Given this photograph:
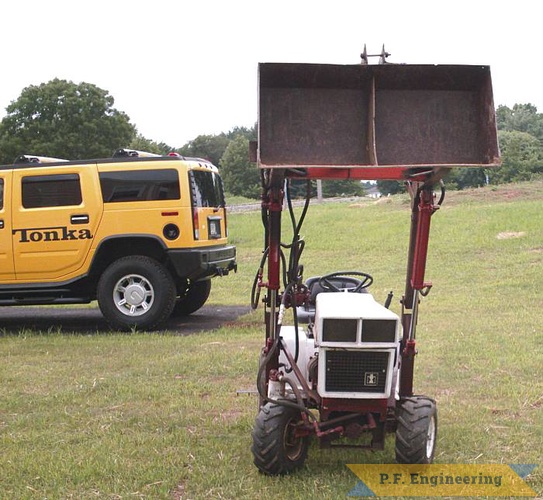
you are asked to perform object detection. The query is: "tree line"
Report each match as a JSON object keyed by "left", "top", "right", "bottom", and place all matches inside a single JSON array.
[{"left": 1, "top": 79, "right": 541, "bottom": 199}]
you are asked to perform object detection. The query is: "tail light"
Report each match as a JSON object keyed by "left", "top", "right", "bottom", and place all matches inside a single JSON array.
[{"left": 192, "top": 207, "right": 200, "bottom": 240}]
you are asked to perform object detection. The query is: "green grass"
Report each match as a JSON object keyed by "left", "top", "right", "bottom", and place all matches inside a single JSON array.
[
  {"left": 1, "top": 181, "right": 542, "bottom": 498},
  {"left": 224, "top": 194, "right": 258, "bottom": 206}
]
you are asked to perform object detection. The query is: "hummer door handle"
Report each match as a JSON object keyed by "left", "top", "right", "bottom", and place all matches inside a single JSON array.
[
  {"left": 71, "top": 214, "right": 89, "bottom": 224},
  {"left": 0, "top": 219, "right": 4, "bottom": 229}
]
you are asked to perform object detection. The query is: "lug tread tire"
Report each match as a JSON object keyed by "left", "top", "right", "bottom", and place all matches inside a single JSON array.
[
  {"left": 97, "top": 255, "right": 176, "bottom": 331},
  {"left": 172, "top": 280, "right": 211, "bottom": 316},
  {"left": 251, "top": 403, "right": 309, "bottom": 476},
  {"left": 395, "top": 396, "right": 437, "bottom": 464}
]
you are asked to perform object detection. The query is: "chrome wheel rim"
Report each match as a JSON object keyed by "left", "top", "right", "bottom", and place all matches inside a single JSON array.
[{"left": 113, "top": 274, "right": 154, "bottom": 317}]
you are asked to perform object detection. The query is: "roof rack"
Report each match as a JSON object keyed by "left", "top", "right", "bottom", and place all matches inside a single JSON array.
[
  {"left": 14, "top": 155, "right": 68, "bottom": 164},
  {"left": 113, "top": 148, "right": 161, "bottom": 158}
]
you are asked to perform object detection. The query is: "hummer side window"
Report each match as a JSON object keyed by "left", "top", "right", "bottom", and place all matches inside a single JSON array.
[
  {"left": 99, "top": 169, "right": 180, "bottom": 203},
  {"left": 22, "top": 174, "right": 82, "bottom": 208},
  {"left": 0, "top": 179, "right": 4, "bottom": 210}
]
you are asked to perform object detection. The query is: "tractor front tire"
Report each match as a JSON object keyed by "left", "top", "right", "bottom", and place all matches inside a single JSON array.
[
  {"left": 172, "top": 279, "right": 211, "bottom": 316},
  {"left": 395, "top": 396, "right": 437, "bottom": 464},
  {"left": 251, "top": 403, "right": 309, "bottom": 475}
]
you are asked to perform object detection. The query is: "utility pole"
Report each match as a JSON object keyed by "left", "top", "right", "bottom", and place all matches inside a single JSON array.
[{"left": 317, "top": 179, "right": 323, "bottom": 202}]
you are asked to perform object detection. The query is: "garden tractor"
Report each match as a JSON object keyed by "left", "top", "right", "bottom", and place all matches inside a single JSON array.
[{"left": 249, "top": 49, "right": 500, "bottom": 475}]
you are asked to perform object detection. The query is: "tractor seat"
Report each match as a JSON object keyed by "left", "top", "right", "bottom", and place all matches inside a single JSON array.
[{"left": 296, "top": 275, "right": 367, "bottom": 324}]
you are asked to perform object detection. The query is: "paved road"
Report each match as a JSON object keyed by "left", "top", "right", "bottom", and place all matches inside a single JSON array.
[
  {"left": 229, "top": 196, "right": 365, "bottom": 213},
  {"left": 0, "top": 304, "right": 252, "bottom": 335}
]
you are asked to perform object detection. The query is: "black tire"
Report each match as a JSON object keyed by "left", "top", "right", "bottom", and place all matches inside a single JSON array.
[
  {"left": 251, "top": 402, "right": 309, "bottom": 475},
  {"left": 172, "top": 279, "right": 211, "bottom": 316},
  {"left": 97, "top": 255, "right": 176, "bottom": 331},
  {"left": 395, "top": 396, "right": 437, "bottom": 464}
]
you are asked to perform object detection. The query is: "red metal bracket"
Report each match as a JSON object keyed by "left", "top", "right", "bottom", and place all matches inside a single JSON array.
[{"left": 411, "top": 186, "right": 439, "bottom": 290}]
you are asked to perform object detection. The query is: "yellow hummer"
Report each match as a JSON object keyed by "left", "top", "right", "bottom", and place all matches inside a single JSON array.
[{"left": 0, "top": 149, "right": 236, "bottom": 330}]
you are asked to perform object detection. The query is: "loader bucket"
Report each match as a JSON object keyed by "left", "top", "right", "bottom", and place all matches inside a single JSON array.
[{"left": 257, "top": 63, "right": 500, "bottom": 173}]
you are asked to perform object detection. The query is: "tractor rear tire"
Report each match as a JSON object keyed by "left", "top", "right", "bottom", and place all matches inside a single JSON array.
[
  {"left": 395, "top": 396, "right": 437, "bottom": 464},
  {"left": 251, "top": 402, "right": 309, "bottom": 475}
]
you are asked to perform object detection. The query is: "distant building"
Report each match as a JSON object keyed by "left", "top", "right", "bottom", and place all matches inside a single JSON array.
[{"left": 365, "top": 185, "right": 382, "bottom": 199}]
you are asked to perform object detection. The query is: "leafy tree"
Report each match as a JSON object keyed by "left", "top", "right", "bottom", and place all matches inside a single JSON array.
[
  {"left": 177, "top": 134, "right": 230, "bottom": 167},
  {"left": 444, "top": 168, "right": 488, "bottom": 190},
  {"left": 489, "top": 130, "right": 543, "bottom": 183},
  {"left": 0, "top": 79, "right": 135, "bottom": 163},
  {"left": 128, "top": 133, "right": 174, "bottom": 155},
  {"left": 377, "top": 180, "right": 405, "bottom": 195},
  {"left": 177, "top": 125, "right": 256, "bottom": 167},
  {"left": 225, "top": 124, "right": 257, "bottom": 141},
  {"left": 321, "top": 179, "right": 365, "bottom": 197},
  {"left": 220, "top": 135, "right": 260, "bottom": 198},
  {"left": 496, "top": 103, "right": 543, "bottom": 141},
  {"left": 288, "top": 179, "right": 316, "bottom": 199}
]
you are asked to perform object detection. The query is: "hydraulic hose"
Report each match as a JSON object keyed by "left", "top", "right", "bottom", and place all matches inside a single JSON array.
[{"left": 254, "top": 176, "right": 314, "bottom": 418}]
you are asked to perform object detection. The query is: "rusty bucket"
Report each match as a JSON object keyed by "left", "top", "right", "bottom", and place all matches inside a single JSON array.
[{"left": 257, "top": 63, "right": 500, "bottom": 171}]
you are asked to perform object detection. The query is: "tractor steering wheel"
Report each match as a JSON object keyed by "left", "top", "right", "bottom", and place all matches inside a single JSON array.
[{"left": 318, "top": 271, "right": 373, "bottom": 293}]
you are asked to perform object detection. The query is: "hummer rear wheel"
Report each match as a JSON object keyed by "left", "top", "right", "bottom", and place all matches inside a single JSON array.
[{"left": 97, "top": 256, "right": 176, "bottom": 331}]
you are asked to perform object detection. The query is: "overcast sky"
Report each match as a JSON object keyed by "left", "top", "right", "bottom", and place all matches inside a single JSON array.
[{"left": 1, "top": 0, "right": 540, "bottom": 148}]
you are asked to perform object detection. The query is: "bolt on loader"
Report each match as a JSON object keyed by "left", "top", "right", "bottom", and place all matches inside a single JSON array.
[{"left": 249, "top": 49, "right": 500, "bottom": 475}]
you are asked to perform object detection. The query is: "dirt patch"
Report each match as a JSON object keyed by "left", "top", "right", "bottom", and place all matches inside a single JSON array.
[
  {"left": 496, "top": 231, "right": 526, "bottom": 240},
  {"left": 444, "top": 180, "right": 543, "bottom": 206},
  {"left": 171, "top": 481, "right": 186, "bottom": 500}
]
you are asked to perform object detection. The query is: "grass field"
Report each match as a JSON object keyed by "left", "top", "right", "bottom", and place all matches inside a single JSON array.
[{"left": 1, "top": 181, "right": 542, "bottom": 499}]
